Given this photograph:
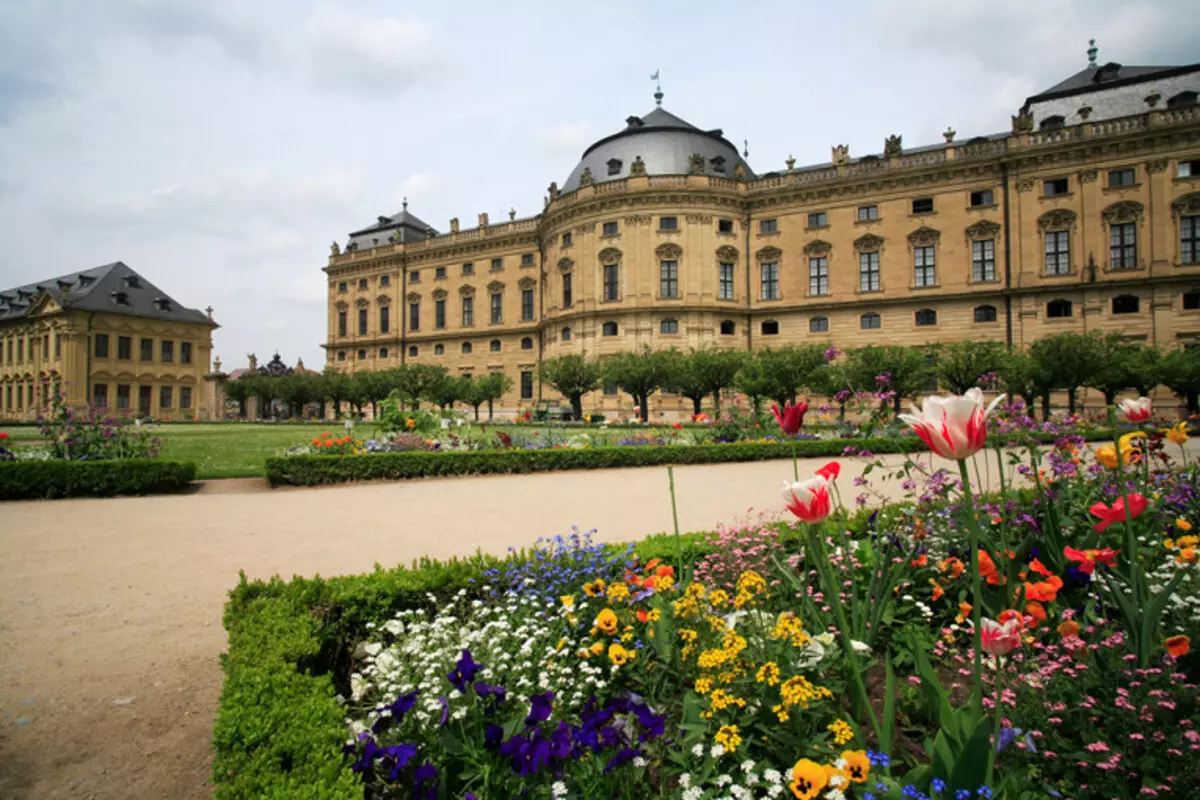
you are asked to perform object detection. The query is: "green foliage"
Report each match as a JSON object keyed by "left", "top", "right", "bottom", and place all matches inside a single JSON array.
[
  {"left": 935, "top": 341, "right": 1006, "bottom": 395},
  {"left": 1161, "top": 346, "right": 1200, "bottom": 413},
  {"left": 734, "top": 346, "right": 827, "bottom": 408},
  {"left": 661, "top": 347, "right": 746, "bottom": 415},
  {"left": 1030, "top": 331, "right": 1104, "bottom": 414},
  {"left": 602, "top": 347, "right": 670, "bottom": 421},
  {"left": 539, "top": 354, "right": 602, "bottom": 419},
  {"left": 0, "top": 459, "right": 196, "bottom": 500},
  {"left": 995, "top": 350, "right": 1045, "bottom": 411},
  {"left": 1084, "top": 334, "right": 1159, "bottom": 404},
  {"left": 846, "top": 345, "right": 936, "bottom": 412},
  {"left": 392, "top": 364, "right": 451, "bottom": 409}
]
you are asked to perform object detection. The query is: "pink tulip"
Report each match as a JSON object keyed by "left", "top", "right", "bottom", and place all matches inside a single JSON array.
[
  {"left": 771, "top": 401, "right": 808, "bottom": 436},
  {"left": 980, "top": 617, "right": 1023, "bottom": 656},
  {"left": 1118, "top": 397, "right": 1151, "bottom": 423},
  {"left": 782, "top": 476, "right": 832, "bottom": 523},
  {"left": 898, "top": 388, "right": 1005, "bottom": 461}
]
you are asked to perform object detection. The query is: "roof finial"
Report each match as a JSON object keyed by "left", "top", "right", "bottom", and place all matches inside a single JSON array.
[
  {"left": 402, "top": 197, "right": 408, "bottom": 211},
  {"left": 743, "top": 139, "right": 749, "bottom": 158},
  {"left": 650, "top": 69, "right": 662, "bottom": 106},
  {"left": 1087, "top": 39, "right": 1098, "bottom": 67}
]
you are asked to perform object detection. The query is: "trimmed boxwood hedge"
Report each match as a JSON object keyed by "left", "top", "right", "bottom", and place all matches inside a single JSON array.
[{"left": 0, "top": 459, "right": 196, "bottom": 500}]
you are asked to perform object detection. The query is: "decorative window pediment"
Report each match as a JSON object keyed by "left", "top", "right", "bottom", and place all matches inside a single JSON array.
[
  {"left": 355, "top": 297, "right": 369, "bottom": 308},
  {"left": 656, "top": 243, "right": 683, "bottom": 260},
  {"left": 715, "top": 245, "right": 739, "bottom": 262},
  {"left": 907, "top": 226, "right": 940, "bottom": 247},
  {"left": 803, "top": 239, "right": 832, "bottom": 257},
  {"left": 557, "top": 257, "right": 574, "bottom": 273},
  {"left": 965, "top": 220, "right": 1001, "bottom": 241},
  {"left": 376, "top": 295, "right": 391, "bottom": 306},
  {"left": 406, "top": 292, "right": 421, "bottom": 303},
  {"left": 1174, "top": 192, "right": 1200, "bottom": 217},
  {"left": 598, "top": 247, "right": 622, "bottom": 265},
  {"left": 755, "top": 245, "right": 782, "bottom": 262},
  {"left": 487, "top": 280, "right": 505, "bottom": 293},
  {"left": 853, "top": 233, "right": 884, "bottom": 253},
  {"left": 518, "top": 276, "right": 537, "bottom": 290},
  {"left": 459, "top": 285, "right": 476, "bottom": 297},
  {"left": 1038, "top": 209, "right": 1077, "bottom": 231},
  {"left": 335, "top": 300, "right": 349, "bottom": 310},
  {"left": 432, "top": 288, "right": 448, "bottom": 300},
  {"left": 1102, "top": 200, "right": 1145, "bottom": 226}
]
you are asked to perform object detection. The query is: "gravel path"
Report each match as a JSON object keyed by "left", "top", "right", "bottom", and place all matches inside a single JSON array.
[{"left": 0, "top": 443, "right": 1171, "bottom": 798}]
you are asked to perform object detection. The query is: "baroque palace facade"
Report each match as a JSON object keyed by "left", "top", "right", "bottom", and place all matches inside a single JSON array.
[
  {"left": 324, "top": 49, "right": 1200, "bottom": 416},
  {"left": 0, "top": 262, "right": 218, "bottom": 420}
]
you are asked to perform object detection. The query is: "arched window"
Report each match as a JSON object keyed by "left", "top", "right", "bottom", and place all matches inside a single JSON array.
[
  {"left": 760, "top": 320, "right": 779, "bottom": 335},
  {"left": 521, "top": 336, "right": 534, "bottom": 350},
  {"left": 357, "top": 349, "right": 367, "bottom": 360},
  {"left": 408, "top": 345, "right": 418, "bottom": 357},
  {"left": 1112, "top": 294, "right": 1140, "bottom": 315},
  {"left": 490, "top": 339, "right": 501, "bottom": 352},
  {"left": 379, "top": 347, "right": 389, "bottom": 359},
  {"left": 719, "top": 320, "right": 736, "bottom": 335},
  {"left": 462, "top": 341, "right": 473, "bottom": 354},
  {"left": 434, "top": 344, "right": 445, "bottom": 356},
  {"left": 561, "top": 327, "right": 572, "bottom": 341},
  {"left": 974, "top": 305, "right": 998, "bottom": 323},
  {"left": 337, "top": 350, "right": 346, "bottom": 361},
  {"left": 660, "top": 319, "right": 679, "bottom": 335},
  {"left": 1039, "top": 115, "right": 1065, "bottom": 131},
  {"left": 809, "top": 316, "right": 829, "bottom": 333},
  {"left": 915, "top": 309, "right": 937, "bottom": 327},
  {"left": 1184, "top": 290, "right": 1200, "bottom": 310},
  {"left": 860, "top": 313, "right": 881, "bottom": 330},
  {"left": 602, "top": 321, "right": 618, "bottom": 336},
  {"left": 1046, "top": 299, "right": 1073, "bottom": 318}
]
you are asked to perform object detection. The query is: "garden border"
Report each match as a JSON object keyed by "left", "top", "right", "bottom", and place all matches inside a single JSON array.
[{"left": 0, "top": 459, "right": 197, "bottom": 501}]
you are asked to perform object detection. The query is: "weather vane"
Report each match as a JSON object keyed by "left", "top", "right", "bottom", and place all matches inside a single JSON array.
[{"left": 651, "top": 69, "right": 663, "bottom": 106}]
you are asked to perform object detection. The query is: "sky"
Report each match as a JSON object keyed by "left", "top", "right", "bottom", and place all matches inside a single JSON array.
[{"left": 0, "top": 0, "right": 1196, "bottom": 371}]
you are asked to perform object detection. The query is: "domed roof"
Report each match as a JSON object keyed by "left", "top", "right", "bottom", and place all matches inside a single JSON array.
[{"left": 561, "top": 105, "right": 754, "bottom": 193}]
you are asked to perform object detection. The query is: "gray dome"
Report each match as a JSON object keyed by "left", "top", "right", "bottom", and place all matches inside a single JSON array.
[{"left": 561, "top": 106, "right": 754, "bottom": 193}]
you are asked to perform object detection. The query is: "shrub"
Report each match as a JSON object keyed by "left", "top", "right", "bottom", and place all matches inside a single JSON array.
[{"left": 0, "top": 459, "right": 196, "bottom": 500}]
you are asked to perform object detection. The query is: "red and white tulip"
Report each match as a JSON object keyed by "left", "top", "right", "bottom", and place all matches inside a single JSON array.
[
  {"left": 782, "top": 476, "right": 833, "bottom": 523},
  {"left": 1118, "top": 396, "right": 1152, "bottom": 423},
  {"left": 898, "top": 388, "right": 1005, "bottom": 461},
  {"left": 980, "top": 616, "right": 1023, "bottom": 656}
]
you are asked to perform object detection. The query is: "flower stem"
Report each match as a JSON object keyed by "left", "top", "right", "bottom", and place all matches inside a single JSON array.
[
  {"left": 1107, "top": 409, "right": 1143, "bottom": 664},
  {"left": 791, "top": 439, "right": 799, "bottom": 481},
  {"left": 956, "top": 458, "right": 986, "bottom": 715}
]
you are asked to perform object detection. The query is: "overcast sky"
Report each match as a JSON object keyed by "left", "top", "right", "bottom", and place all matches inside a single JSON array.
[{"left": 1, "top": 0, "right": 1195, "bottom": 370}]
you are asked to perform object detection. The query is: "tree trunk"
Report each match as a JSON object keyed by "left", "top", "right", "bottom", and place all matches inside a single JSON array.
[
  {"left": 1021, "top": 392, "right": 1035, "bottom": 414},
  {"left": 893, "top": 394, "right": 902, "bottom": 415},
  {"left": 1041, "top": 393, "right": 1051, "bottom": 421},
  {"left": 1104, "top": 390, "right": 1116, "bottom": 406},
  {"left": 1189, "top": 392, "right": 1199, "bottom": 415},
  {"left": 487, "top": 400, "right": 494, "bottom": 420},
  {"left": 838, "top": 402, "right": 846, "bottom": 422},
  {"left": 473, "top": 404, "right": 480, "bottom": 421},
  {"left": 692, "top": 396, "right": 702, "bottom": 416},
  {"left": 712, "top": 389, "right": 722, "bottom": 416},
  {"left": 639, "top": 394, "right": 650, "bottom": 423},
  {"left": 570, "top": 394, "right": 583, "bottom": 420},
  {"left": 1067, "top": 388, "right": 1077, "bottom": 415}
]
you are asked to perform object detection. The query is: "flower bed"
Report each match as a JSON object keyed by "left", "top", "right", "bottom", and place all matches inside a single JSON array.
[{"left": 0, "top": 458, "right": 197, "bottom": 500}]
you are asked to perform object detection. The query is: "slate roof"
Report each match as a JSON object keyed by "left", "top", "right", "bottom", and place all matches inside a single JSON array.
[
  {"left": 0, "top": 261, "right": 215, "bottom": 327},
  {"left": 346, "top": 205, "right": 437, "bottom": 251},
  {"left": 1026, "top": 62, "right": 1200, "bottom": 105}
]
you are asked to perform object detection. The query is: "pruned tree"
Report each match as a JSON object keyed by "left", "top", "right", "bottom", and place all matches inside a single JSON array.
[
  {"left": 394, "top": 364, "right": 450, "bottom": 409},
  {"left": 539, "top": 355, "right": 602, "bottom": 420},
  {"left": 458, "top": 375, "right": 488, "bottom": 420},
  {"left": 1161, "top": 346, "right": 1200, "bottom": 415},
  {"left": 603, "top": 348, "right": 670, "bottom": 423},
  {"left": 478, "top": 372, "right": 513, "bottom": 421},
  {"left": 319, "top": 367, "right": 351, "bottom": 419},
  {"left": 1029, "top": 332, "right": 1105, "bottom": 415},
  {"left": 996, "top": 350, "right": 1042, "bottom": 414},
  {"left": 936, "top": 341, "right": 1006, "bottom": 395},
  {"left": 845, "top": 345, "right": 935, "bottom": 414},
  {"left": 223, "top": 378, "right": 249, "bottom": 418}
]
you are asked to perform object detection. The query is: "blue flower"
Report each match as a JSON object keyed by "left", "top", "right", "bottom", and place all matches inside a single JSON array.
[
  {"left": 447, "top": 650, "right": 482, "bottom": 693},
  {"left": 932, "top": 777, "right": 946, "bottom": 794},
  {"left": 382, "top": 743, "right": 418, "bottom": 780},
  {"left": 867, "top": 750, "right": 891, "bottom": 768},
  {"left": 413, "top": 761, "right": 438, "bottom": 799},
  {"left": 372, "top": 690, "right": 419, "bottom": 733},
  {"left": 977, "top": 788, "right": 994, "bottom": 799},
  {"left": 995, "top": 727, "right": 1021, "bottom": 753},
  {"left": 525, "top": 691, "right": 555, "bottom": 727},
  {"left": 603, "top": 746, "right": 641, "bottom": 775},
  {"left": 955, "top": 792, "right": 971, "bottom": 800}
]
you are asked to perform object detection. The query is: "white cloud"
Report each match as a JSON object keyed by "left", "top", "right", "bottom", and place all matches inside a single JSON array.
[
  {"left": 535, "top": 121, "right": 593, "bottom": 156},
  {"left": 300, "top": 6, "right": 444, "bottom": 96}
]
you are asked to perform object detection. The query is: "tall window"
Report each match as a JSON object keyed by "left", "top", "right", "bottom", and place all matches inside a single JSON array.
[
  {"left": 435, "top": 299, "right": 446, "bottom": 329},
  {"left": 95, "top": 334, "right": 109, "bottom": 358},
  {"left": 660, "top": 261, "right": 679, "bottom": 298},
  {"left": 117, "top": 384, "right": 130, "bottom": 409},
  {"left": 160, "top": 386, "right": 173, "bottom": 409},
  {"left": 140, "top": 338, "right": 153, "bottom": 361},
  {"left": 337, "top": 310, "right": 347, "bottom": 336},
  {"left": 859, "top": 252, "right": 881, "bottom": 291},
  {"left": 1184, "top": 215, "right": 1200, "bottom": 264},
  {"left": 562, "top": 232, "right": 572, "bottom": 247},
  {"left": 181, "top": 342, "right": 192, "bottom": 364},
  {"left": 1110, "top": 223, "right": 1137, "bottom": 268},
  {"left": 760, "top": 262, "right": 779, "bottom": 300},
  {"left": 490, "top": 292, "right": 503, "bottom": 324},
  {"left": 161, "top": 340, "right": 174, "bottom": 362},
  {"left": 913, "top": 246, "right": 936, "bottom": 287},
  {"left": 520, "top": 371, "right": 534, "bottom": 399},
  {"left": 380, "top": 306, "right": 390, "bottom": 333},
  {"left": 521, "top": 289, "right": 535, "bottom": 320},
  {"left": 358, "top": 308, "right": 368, "bottom": 335},
  {"left": 93, "top": 384, "right": 107, "bottom": 408},
  {"left": 660, "top": 319, "right": 679, "bottom": 334},
  {"left": 1045, "top": 231, "right": 1070, "bottom": 274},
  {"left": 462, "top": 296, "right": 474, "bottom": 326},
  {"left": 861, "top": 313, "right": 881, "bottom": 330},
  {"left": 138, "top": 385, "right": 151, "bottom": 414},
  {"left": 604, "top": 264, "right": 619, "bottom": 301},
  {"left": 972, "top": 240, "right": 996, "bottom": 281},
  {"left": 719, "top": 263, "right": 734, "bottom": 300},
  {"left": 180, "top": 387, "right": 192, "bottom": 409},
  {"left": 562, "top": 273, "right": 573, "bottom": 307},
  {"left": 409, "top": 301, "right": 420, "bottom": 330},
  {"left": 808, "top": 257, "right": 828, "bottom": 296}
]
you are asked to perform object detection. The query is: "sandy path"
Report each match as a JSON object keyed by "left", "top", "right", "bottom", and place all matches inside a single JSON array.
[{"left": 0, "top": 443, "right": 1157, "bottom": 798}]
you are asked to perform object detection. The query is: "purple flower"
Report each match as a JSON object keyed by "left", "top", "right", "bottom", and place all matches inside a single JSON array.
[
  {"left": 484, "top": 723, "right": 504, "bottom": 749},
  {"left": 382, "top": 743, "right": 419, "bottom": 780},
  {"left": 525, "top": 691, "right": 555, "bottom": 727},
  {"left": 372, "top": 689, "right": 419, "bottom": 732},
  {"left": 413, "top": 761, "right": 438, "bottom": 799},
  {"left": 438, "top": 696, "right": 449, "bottom": 727},
  {"left": 603, "top": 746, "right": 641, "bottom": 774},
  {"left": 824, "top": 345, "right": 842, "bottom": 362},
  {"left": 498, "top": 730, "right": 552, "bottom": 776},
  {"left": 447, "top": 650, "right": 481, "bottom": 693}
]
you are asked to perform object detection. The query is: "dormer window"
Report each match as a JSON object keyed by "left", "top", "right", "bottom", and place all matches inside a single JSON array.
[
  {"left": 123, "top": 275, "right": 141, "bottom": 289},
  {"left": 607, "top": 158, "right": 622, "bottom": 176},
  {"left": 710, "top": 156, "right": 727, "bottom": 174},
  {"left": 1093, "top": 62, "right": 1121, "bottom": 83},
  {"left": 77, "top": 275, "right": 95, "bottom": 287},
  {"left": 1168, "top": 91, "right": 1198, "bottom": 109},
  {"left": 1039, "top": 115, "right": 1066, "bottom": 131},
  {"left": 154, "top": 297, "right": 172, "bottom": 311},
  {"left": 110, "top": 291, "right": 129, "bottom": 306}
]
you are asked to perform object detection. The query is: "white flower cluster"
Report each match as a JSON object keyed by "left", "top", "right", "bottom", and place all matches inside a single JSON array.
[
  {"left": 676, "top": 760, "right": 788, "bottom": 799},
  {"left": 345, "top": 588, "right": 602, "bottom": 737},
  {"left": 1145, "top": 557, "right": 1200, "bottom": 625}
]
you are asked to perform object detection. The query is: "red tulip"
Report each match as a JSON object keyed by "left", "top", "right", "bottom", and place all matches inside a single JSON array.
[
  {"left": 815, "top": 461, "right": 841, "bottom": 481},
  {"left": 1118, "top": 397, "right": 1152, "bottom": 423},
  {"left": 771, "top": 401, "right": 808, "bottom": 436},
  {"left": 1064, "top": 546, "right": 1120, "bottom": 574},
  {"left": 782, "top": 476, "right": 832, "bottom": 523},
  {"left": 898, "top": 388, "right": 1005, "bottom": 461},
  {"left": 980, "top": 616, "right": 1022, "bottom": 656},
  {"left": 1089, "top": 494, "right": 1148, "bottom": 533}
]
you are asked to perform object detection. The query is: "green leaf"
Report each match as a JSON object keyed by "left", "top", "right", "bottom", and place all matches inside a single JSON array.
[
  {"left": 1140, "top": 570, "right": 1189, "bottom": 658},
  {"left": 948, "top": 714, "right": 996, "bottom": 792}
]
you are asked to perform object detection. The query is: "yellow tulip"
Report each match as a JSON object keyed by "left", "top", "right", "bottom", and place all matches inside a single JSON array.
[{"left": 1163, "top": 421, "right": 1190, "bottom": 446}]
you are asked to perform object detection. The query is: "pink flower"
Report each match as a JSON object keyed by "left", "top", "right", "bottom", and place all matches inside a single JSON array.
[
  {"left": 770, "top": 401, "right": 808, "bottom": 436},
  {"left": 1085, "top": 741, "right": 1110, "bottom": 753},
  {"left": 980, "top": 617, "right": 1022, "bottom": 656},
  {"left": 782, "top": 476, "right": 832, "bottom": 523},
  {"left": 1119, "top": 396, "right": 1152, "bottom": 423},
  {"left": 899, "top": 388, "right": 1006, "bottom": 461}
]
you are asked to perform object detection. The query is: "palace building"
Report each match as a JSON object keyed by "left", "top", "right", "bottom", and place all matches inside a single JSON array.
[
  {"left": 323, "top": 46, "right": 1200, "bottom": 417},
  {"left": 0, "top": 262, "right": 218, "bottom": 420}
]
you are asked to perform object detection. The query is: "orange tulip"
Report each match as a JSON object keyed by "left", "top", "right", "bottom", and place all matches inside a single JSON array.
[
  {"left": 931, "top": 581, "right": 945, "bottom": 601},
  {"left": 1024, "top": 601, "right": 1047, "bottom": 625},
  {"left": 1057, "top": 621, "right": 1080, "bottom": 639},
  {"left": 1166, "top": 635, "right": 1191, "bottom": 658},
  {"left": 912, "top": 554, "right": 928, "bottom": 567}
]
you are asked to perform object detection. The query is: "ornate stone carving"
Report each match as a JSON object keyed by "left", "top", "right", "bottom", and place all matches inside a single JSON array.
[
  {"left": 335, "top": 300, "right": 348, "bottom": 310},
  {"left": 715, "top": 245, "right": 739, "bottom": 262},
  {"left": 629, "top": 156, "right": 646, "bottom": 176},
  {"left": 733, "top": 163, "right": 747, "bottom": 180},
  {"left": 943, "top": 127, "right": 956, "bottom": 143},
  {"left": 450, "top": 217, "right": 460, "bottom": 233},
  {"left": 509, "top": 207, "right": 516, "bottom": 221},
  {"left": 883, "top": 135, "right": 903, "bottom": 157},
  {"left": 1148, "top": 159, "right": 1169, "bottom": 174},
  {"left": 487, "top": 280, "right": 505, "bottom": 293},
  {"left": 1012, "top": 109, "right": 1034, "bottom": 134},
  {"left": 1102, "top": 200, "right": 1145, "bottom": 226},
  {"left": 1037, "top": 209, "right": 1077, "bottom": 231},
  {"left": 1173, "top": 192, "right": 1200, "bottom": 218},
  {"left": 803, "top": 239, "right": 832, "bottom": 257},
  {"left": 376, "top": 295, "right": 391, "bottom": 306},
  {"left": 579, "top": 167, "right": 594, "bottom": 187},
  {"left": 1078, "top": 169, "right": 1098, "bottom": 183},
  {"left": 853, "top": 233, "right": 884, "bottom": 253},
  {"left": 1079, "top": 105, "right": 1093, "bottom": 121},
  {"left": 624, "top": 215, "right": 653, "bottom": 226},
  {"left": 518, "top": 276, "right": 537, "bottom": 290},
  {"left": 908, "top": 226, "right": 941, "bottom": 247},
  {"left": 786, "top": 154, "right": 796, "bottom": 171},
  {"left": 1145, "top": 92, "right": 1161, "bottom": 109},
  {"left": 458, "top": 285, "right": 475, "bottom": 297},
  {"left": 965, "top": 220, "right": 1001, "bottom": 241},
  {"left": 330, "top": 241, "right": 341, "bottom": 256},
  {"left": 432, "top": 288, "right": 448, "bottom": 300},
  {"left": 755, "top": 245, "right": 782, "bottom": 262},
  {"left": 598, "top": 247, "right": 622, "bottom": 265},
  {"left": 574, "top": 222, "right": 596, "bottom": 234},
  {"left": 685, "top": 214, "right": 713, "bottom": 224},
  {"left": 355, "top": 297, "right": 369, "bottom": 308},
  {"left": 688, "top": 153, "right": 705, "bottom": 174},
  {"left": 1016, "top": 178, "right": 1035, "bottom": 193},
  {"left": 406, "top": 292, "right": 421, "bottom": 303},
  {"left": 656, "top": 243, "right": 683, "bottom": 260},
  {"left": 557, "top": 257, "right": 574, "bottom": 273},
  {"left": 548, "top": 181, "right": 559, "bottom": 199},
  {"left": 831, "top": 144, "right": 849, "bottom": 166},
  {"left": 389, "top": 230, "right": 401, "bottom": 244}
]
